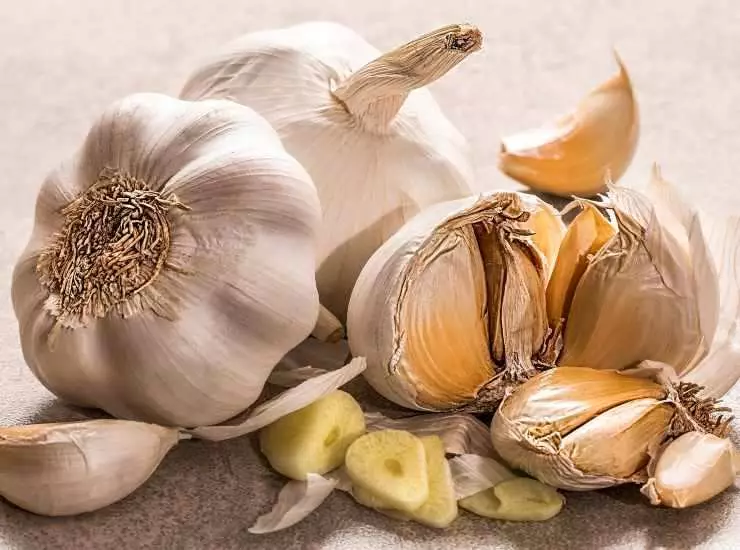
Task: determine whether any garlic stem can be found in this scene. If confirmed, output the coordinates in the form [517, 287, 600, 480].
[332, 24, 482, 131]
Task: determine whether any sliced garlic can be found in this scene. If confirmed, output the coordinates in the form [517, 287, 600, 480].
[641, 431, 739, 508]
[348, 191, 563, 412]
[459, 477, 564, 522]
[0, 420, 179, 516]
[499, 53, 639, 197]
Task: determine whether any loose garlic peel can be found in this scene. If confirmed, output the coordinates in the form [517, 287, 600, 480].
[556, 184, 713, 374]
[0, 420, 179, 516]
[11, 93, 322, 427]
[490, 367, 733, 491]
[641, 431, 739, 509]
[499, 53, 639, 197]
[348, 191, 564, 412]
[181, 22, 482, 323]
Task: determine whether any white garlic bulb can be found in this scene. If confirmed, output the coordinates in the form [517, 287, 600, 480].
[347, 191, 564, 412]
[11, 93, 321, 427]
[0, 420, 179, 516]
[180, 22, 482, 322]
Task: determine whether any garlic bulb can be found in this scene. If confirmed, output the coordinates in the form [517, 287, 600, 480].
[641, 431, 739, 508]
[11, 93, 321, 427]
[499, 53, 639, 197]
[180, 22, 482, 322]
[0, 420, 179, 516]
[348, 191, 565, 412]
[550, 173, 718, 374]
[490, 367, 733, 491]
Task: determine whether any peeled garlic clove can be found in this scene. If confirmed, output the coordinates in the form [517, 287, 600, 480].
[459, 477, 564, 522]
[345, 429, 429, 512]
[559, 185, 710, 374]
[499, 53, 639, 197]
[259, 390, 366, 480]
[349, 191, 562, 412]
[491, 367, 671, 490]
[641, 431, 739, 508]
[546, 203, 616, 327]
[0, 420, 179, 516]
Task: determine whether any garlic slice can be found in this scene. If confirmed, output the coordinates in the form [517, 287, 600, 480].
[641, 431, 739, 508]
[0, 420, 179, 516]
[349, 191, 562, 412]
[499, 53, 639, 197]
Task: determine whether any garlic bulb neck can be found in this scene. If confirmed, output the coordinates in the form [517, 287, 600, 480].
[667, 381, 734, 438]
[332, 24, 482, 132]
[36, 167, 189, 330]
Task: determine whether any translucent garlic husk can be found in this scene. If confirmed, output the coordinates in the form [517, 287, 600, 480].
[0, 420, 179, 516]
[551, 173, 719, 375]
[348, 191, 565, 412]
[499, 53, 639, 197]
[11, 93, 322, 427]
[490, 366, 734, 491]
[641, 431, 739, 509]
[181, 22, 483, 322]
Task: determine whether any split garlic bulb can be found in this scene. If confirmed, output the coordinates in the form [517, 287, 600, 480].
[180, 22, 482, 322]
[491, 367, 733, 491]
[548, 171, 719, 375]
[0, 420, 179, 516]
[499, 54, 639, 197]
[348, 191, 565, 412]
[11, 93, 321, 427]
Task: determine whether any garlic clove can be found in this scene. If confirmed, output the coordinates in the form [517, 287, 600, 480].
[561, 398, 674, 479]
[641, 431, 738, 508]
[523, 198, 567, 279]
[0, 420, 179, 516]
[497, 367, 666, 438]
[546, 203, 616, 327]
[499, 53, 639, 197]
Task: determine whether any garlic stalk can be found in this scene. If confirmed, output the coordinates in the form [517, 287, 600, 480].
[551, 173, 718, 374]
[348, 191, 565, 412]
[641, 431, 739, 509]
[499, 53, 639, 197]
[0, 420, 179, 516]
[11, 93, 322, 427]
[490, 367, 733, 491]
[181, 22, 482, 322]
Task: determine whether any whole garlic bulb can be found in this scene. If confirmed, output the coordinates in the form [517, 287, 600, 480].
[347, 191, 565, 412]
[180, 22, 482, 322]
[11, 93, 321, 427]
[491, 367, 733, 491]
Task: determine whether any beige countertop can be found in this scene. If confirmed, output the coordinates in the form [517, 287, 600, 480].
[1, 1, 738, 548]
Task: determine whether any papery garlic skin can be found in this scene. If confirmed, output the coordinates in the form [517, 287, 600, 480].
[499, 54, 639, 197]
[348, 191, 563, 412]
[0, 420, 178, 516]
[181, 22, 481, 322]
[641, 431, 738, 508]
[491, 367, 673, 490]
[11, 93, 321, 427]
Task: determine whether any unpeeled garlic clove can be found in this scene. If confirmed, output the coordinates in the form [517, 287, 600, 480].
[0, 419, 179, 516]
[499, 53, 639, 197]
[641, 431, 739, 508]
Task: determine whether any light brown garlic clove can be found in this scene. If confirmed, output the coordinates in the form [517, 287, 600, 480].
[0, 419, 179, 516]
[641, 431, 739, 508]
[499, 53, 639, 197]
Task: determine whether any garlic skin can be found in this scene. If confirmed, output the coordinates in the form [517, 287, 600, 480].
[181, 22, 481, 322]
[555, 183, 717, 375]
[491, 367, 674, 490]
[348, 191, 564, 412]
[499, 53, 639, 197]
[641, 431, 739, 508]
[0, 420, 179, 516]
[11, 93, 321, 427]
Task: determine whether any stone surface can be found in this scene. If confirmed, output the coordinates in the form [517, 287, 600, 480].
[1, 1, 738, 548]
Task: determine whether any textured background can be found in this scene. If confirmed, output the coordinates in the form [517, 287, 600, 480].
[1, 1, 739, 549]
